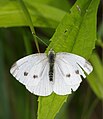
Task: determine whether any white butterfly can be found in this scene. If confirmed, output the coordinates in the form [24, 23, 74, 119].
[10, 49, 93, 96]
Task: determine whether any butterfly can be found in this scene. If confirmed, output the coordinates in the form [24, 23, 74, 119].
[10, 49, 93, 96]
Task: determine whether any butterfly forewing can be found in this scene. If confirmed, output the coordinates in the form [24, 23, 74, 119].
[10, 54, 46, 84]
[53, 63, 72, 95]
[26, 62, 53, 96]
[56, 53, 93, 76]
[55, 54, 83, 85]
[10, 53, 53, 96]
[53, 52, 93, 95]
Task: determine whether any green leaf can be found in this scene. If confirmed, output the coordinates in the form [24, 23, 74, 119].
[38, 93, 68, 119]
[87, 53, 103, 99]
[30, 0, 71, 11]
[0, 1, 66, 28]
[47, 0, 99, 58]
[38, 0, 100, 119]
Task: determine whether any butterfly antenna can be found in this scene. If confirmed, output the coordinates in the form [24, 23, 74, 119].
[32, 33, 48, 47]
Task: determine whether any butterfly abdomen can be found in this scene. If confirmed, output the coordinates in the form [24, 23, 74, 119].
[48, 50, 55, 82]
[49, 65, 53, 81]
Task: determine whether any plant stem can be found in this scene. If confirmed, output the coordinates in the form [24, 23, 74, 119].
[18, 0, 40, 53]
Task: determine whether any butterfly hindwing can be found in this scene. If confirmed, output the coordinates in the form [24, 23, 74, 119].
[53, 58, 81, 95]
[26, 62, 53, 96]
[53, 63, 80, 95]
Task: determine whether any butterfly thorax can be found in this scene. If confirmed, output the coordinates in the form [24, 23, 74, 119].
[48, 50, 55, 81]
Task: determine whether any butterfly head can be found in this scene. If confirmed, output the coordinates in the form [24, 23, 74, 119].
[48, 49, 55, 55]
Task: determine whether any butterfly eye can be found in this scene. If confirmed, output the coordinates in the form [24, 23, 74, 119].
[66, 74, 71, 77]
[33, 75, 38, 79]
[24, 72, 28, 76]
[75, 70, 79, 74]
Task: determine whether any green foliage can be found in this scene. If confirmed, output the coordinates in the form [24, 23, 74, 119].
[38, 0, 100, 119]
[0, 0, 102, 119]
[0, 40, 11, 119]
[47, 0, 98, 58]
[0, 0, 66, 28]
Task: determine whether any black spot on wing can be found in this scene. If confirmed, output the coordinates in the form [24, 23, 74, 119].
[24, 72, 28, 76]
[33, 75, 38, 79]
[66, 74, 71, 77]
[75, 70, 79, 74]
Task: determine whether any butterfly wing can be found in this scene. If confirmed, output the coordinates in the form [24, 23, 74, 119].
[53, 52, 93, 95]
[10, 53, 53, 96]
[26, 62, 53, 96]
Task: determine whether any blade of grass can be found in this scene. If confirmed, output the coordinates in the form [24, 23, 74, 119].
[18, 0, 40, 52]
[81, 87, 92, 119]
[87, 52, 103, 99]
[0, 39, 11, 119]
[86, 99, 99, 119]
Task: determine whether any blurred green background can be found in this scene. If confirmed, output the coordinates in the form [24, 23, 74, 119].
[0, 0, 102, 119]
